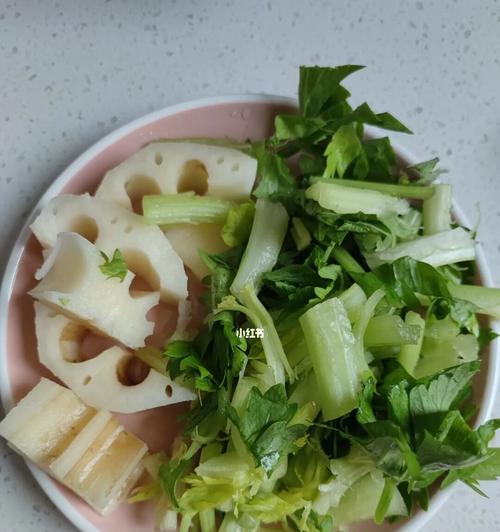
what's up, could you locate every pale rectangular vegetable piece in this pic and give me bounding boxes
[305,181,410,217]
[299,297,364,420]
[364,227,475,268]
[0,378,148,515]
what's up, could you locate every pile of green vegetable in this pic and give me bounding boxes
[132,65,500,531]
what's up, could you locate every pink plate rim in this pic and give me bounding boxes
[0,94,498,532]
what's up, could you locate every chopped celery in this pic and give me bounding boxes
[448,283,500,320]
[364,314,422,348]
[289,371,321,416]
[158,509,178,531]
[330,470,407,526]
[331,246,365,274]
[299,297,366,420]
[305,181,410,217]
[339,283,367,322]
[231,376,263,415]
[413,316,479,378]
[239,490,305,524]
[199,510,215,532]
[313,446,374,514]
[231,199,289,297]
[311,176,436,199]
[280,329,310,374]
[290,217,312,251]
[219,514,257,532]
[374,478,397,524]
[365,227,475,269]
[352,289,385,372]
[397,311,425,374]
[143,193,234,225]
[217,285,294,384]
[423,184,452,235]
[221,201,255,247]
[179,512,195,532]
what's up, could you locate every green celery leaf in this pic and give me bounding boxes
[387,383,411,435]
[226,384,308,473]
[274,114,326,141]
[355,420,421,480]
[409,361,480,436]
[406,157,446,185]
[362,137,398,182]
[199,246,243,309]
[351,102,412,134]
[164,340,217,392]
[99,248,128,282]
[356,378,377,424]
[442,448,500,493]
[478,327,499,349]
[252,141,298,204]
[159,457,193,508]
[298,64,363,118]
[416,410,489,472]
[323,123,363,179]
[351,256,451,307]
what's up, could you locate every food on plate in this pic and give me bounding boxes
[0,378,148,515]
[96,141,257,279]
[30,193,188,302]
[95,141,258,206]
[31,232,160,348]
[34,301,195,412]
[2,64,500,531]
[161,222,228,279]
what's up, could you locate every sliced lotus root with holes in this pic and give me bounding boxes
[33,301,195,413]
[30,193,187,302]
[95,141,257,208]
[30,232,159,348]
[94,142,257,278]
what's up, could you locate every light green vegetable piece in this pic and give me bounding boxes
[299,297,368,420]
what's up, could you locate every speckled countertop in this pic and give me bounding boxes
[0,0,499,530]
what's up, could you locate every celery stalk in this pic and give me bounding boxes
[331,470,407,526]
[219,514,244,532]
[423,184,452,235]
[305,182,410,217]
[179,512,194,532]
[199,509,216,532]
[217,285,294,384]
[331,246,365,274]
[448,283,500,320]
[299,297,366,420]
[413,317,479,378]
[290,217,311,251]
[339,283,367,322]
[365,227,475,269]
[311,177,435,200]
[397,311,425,374]
[143,193,234,225]
[364,315,422,348]
[231,199,289,296]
